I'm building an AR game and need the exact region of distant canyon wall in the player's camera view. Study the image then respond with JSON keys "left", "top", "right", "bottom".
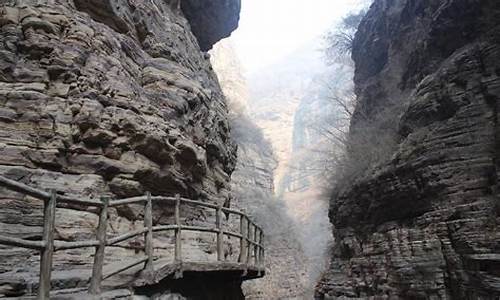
{"left": 211, "top": 40, "right": 310, "bottom": 299}
{"left": 245, "top": 39, "right": 339, "bottom": 291}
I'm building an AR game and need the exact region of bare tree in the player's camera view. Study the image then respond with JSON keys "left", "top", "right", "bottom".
{"left": 324, "top": 9, "right": 367, "bottom": 65}
{"left": 302, "top": 77, "right": 400, "bottom": 192}
{"left": 285, "top": 2, "right": 401, "bottom": 194}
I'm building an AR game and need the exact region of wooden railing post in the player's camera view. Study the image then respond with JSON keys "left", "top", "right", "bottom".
{"left": 253, "top": 227, "right": 258, "bottom": 266}
{"left": 174, "top": 194, "right": 182, "bottom": 263}
{"left": 260, "top": 231, "right": 264, "bottom": 268}
{"left": 246, "top": 222, "right": 252, "bottom": 264}
{"left": 238, "top": 215, "right": 247, "bottom": 263}
{"left": 255, "top": 228, "right": 261, "bottom": 276}
{"left": 89, "top": 196, "right": 109, "bottom": 295}
{"left": 38, "top": 190, "right": 56, "bottom": 300}
{"left": 215, "top": 204, "right": 224, "bottom": 261}
{"left": 144, "top": 192, "right": 154, "bottom": 279}
{"left": 174, "top": 194, "right": 183, "bottom": 279}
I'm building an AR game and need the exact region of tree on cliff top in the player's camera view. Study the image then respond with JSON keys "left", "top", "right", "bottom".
{"left": 319, "top": 3, "right": 399, "bottom": 191}
{"left": 324, "top": 9, "right": 367, "bottom": 65}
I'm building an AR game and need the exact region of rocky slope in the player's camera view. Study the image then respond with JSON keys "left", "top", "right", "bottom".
{"left": 316, "top": 0, "right": 500, "bottom": 299}
{"left": 211, "top": 40, "right": 310, "bottom": 299}
{"left": 0, "top": 0, "right": 241, "bottom": 297}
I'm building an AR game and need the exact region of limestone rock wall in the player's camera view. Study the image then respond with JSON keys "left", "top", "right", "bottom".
{"left": 0, "top": 0, "right": 239, "bottom": 297}
{"left": 316, "top": 0, "right": 500, "bottom": 299}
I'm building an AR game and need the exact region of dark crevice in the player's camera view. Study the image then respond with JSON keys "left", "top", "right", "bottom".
{"left": 74, "top": 0, "right": 132, "bottom": 35}
{"left": 134, "top": 272, "right": 244, "bottom": 300}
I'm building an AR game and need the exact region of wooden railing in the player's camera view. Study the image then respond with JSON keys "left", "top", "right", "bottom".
{"left": 0, "top": 175, "right": 265, "bottom": 299}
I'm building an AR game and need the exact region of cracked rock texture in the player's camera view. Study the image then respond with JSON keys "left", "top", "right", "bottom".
{"left": 0, "top": 0, "right": 239, "bottom": 297}
{"left": 316, "top": 0, "right": 500, "bottom": 299}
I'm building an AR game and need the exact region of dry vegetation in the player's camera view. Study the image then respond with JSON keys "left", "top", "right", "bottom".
{"left": 315, "top": 6, "right": 400, "bottom": 194}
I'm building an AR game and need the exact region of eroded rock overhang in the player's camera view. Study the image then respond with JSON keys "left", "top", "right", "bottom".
{"left": 73, "top": 0, "right": 241, "bottom": 51}
{"left": 181, "top": 0, "right": 241, "bottom": 51}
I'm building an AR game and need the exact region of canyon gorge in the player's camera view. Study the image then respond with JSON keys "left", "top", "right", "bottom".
{"left": 0, "top": 0, "right": 499, "bottom": 299}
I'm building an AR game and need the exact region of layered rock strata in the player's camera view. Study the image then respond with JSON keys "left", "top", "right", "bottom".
{"left": 0, "top": 0, "right": 239, "bottom": 297}
{"left": 317, "top": 0, "right": 500, "bottom": 299}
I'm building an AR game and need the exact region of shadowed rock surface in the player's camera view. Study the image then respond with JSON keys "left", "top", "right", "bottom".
{"left": 182, "top": 0, "right": 241, "bottom": 52}
{"left": 0, "top": 0, "right": 241, "bottom": 298}
{"left": 316, "top": 0, "right": 500, "bottom": 299}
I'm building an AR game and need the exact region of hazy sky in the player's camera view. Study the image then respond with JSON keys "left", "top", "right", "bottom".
{"left": 229, "top": 0, "right": 366, "bottom": 73}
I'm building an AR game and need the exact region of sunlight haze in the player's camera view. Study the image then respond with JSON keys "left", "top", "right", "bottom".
{"left": 230, "top": 0, "right": 366, "bottom": 73}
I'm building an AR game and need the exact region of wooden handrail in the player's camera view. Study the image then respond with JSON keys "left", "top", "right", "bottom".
{"left": 0, "top": 175, "right": 262, "bottom": 229}
{"left": 152, "top": 225, "right": 178, "bottom": 232}
{"left": 0, "top": 175, "right": 103, "bottom": 209}
{"left": 177, "top": 197, "right": 218, "bottom": 210}
{"left": 55, "top": 240, "right": 100, "bottom": 251}
{"left": 107, "top": 228, "right": 149, "bottom": 246}
{"left": 108, "top": 196, "right": 149, "bottom": 207}
{"left": 182, "top": 225, "right": 218, "bottom": 234}
{"left": 0, "top": 175, "right": 266, "bottom": 298}
{"left": 0, "top": 235, "right": 45, "bottom": 250}
{"left": 103, "top": 256, "right": 148, "bottom": 280}
{"left": 109, "top": 195, "right": 264, "bottom": 233}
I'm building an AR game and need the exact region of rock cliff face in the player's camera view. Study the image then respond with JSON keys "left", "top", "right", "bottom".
{"left": 211, "top": 40, "right": 310, "bottom": 299}
{"left": 317, "top": 0, "right": 500, "bottom": 299}
{"left": 182, "top": 0, "right": 241, "bottom": 52}
{"left": 316, "top": 0, "right": 500, "bottom": 299}
{"left": 0, "top": 0, "right": 239, "bottom": 297}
